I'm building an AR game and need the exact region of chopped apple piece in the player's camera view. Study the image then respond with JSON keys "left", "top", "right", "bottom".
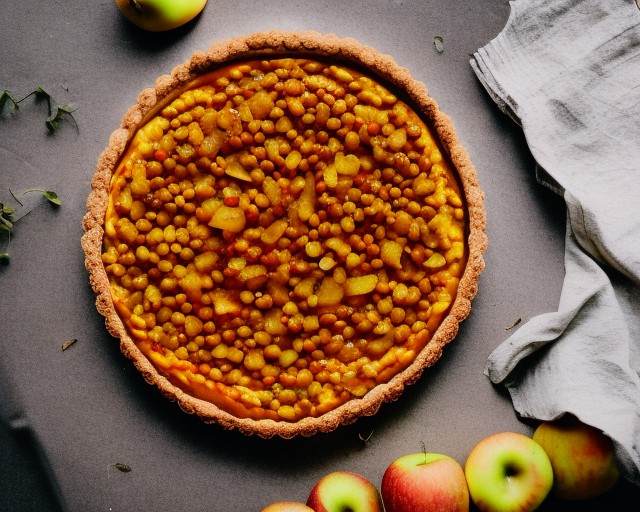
{"left": 261, "top": 219, "right": 288, "bottom": 244}
{"left": 325, "top": 237, "right": 352, "bottom": 258}
{"left": 412, "top": 173, "right": 436, "bottom": 197}
{"left": 424, "top": 253, "right": 446, "bottom": 268}
{"left": 323, "top": 163, "right": 338, "bottom": 189}
{"left": 194, "top": 252, "right": 218, "bottom": 273}
{"left": 344, "top": 274, "right": 378, "bottom": 296}
{"left": 114, "top": 186, "right": 133, "bottom": 214}
{"left": 208, "top": 205, "right": 246, "bottom": 232}
{"left": 264, "top": 308, "right": 287, "bottom": 336}
{"left": 179, "top": 271, "right": 203, "bottom": 302}
{"left": 335, "top": 152, "right": 360, "bottom": 176}
{"left": 236, "top": 102, "right": 253, "bottom": 123}
{"left": 130, "top": 162, "right": 150, "bottom": 198}
{"left": 319, "top": 256, "right": 337, "bottom": 271}
{"left": 294, "top": 277, "right": 317, "bottom": 299}
{"left": 225, "top": 155, "right": 253, "bottom": 182}
{"left": 317, "top": 277, "right": 344, "bottom": 306}
{"left": 238, "top": 265, "right": 268, "bottom": 282}
{"left": 198, "top": 132, "right": 223, "bottom": 159}
{"left": 298, "top": 171, "right": 316, "bottom": 221}
{"left": 262, "top": 175, "right": 282, "bottom": 204}
{"left": 379, "top": 239, "right": 403, "bottom": 269}
{"left": 211, "top": 291, "right": 241, "bottom": 316}
{"left": 246, "top": 90, "right": 274, "bottom": 120}
{"left": 267, "top": 281, "right": 290, "bottom": 306}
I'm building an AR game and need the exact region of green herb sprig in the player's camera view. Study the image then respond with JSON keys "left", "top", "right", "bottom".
{"left": 0, "top": 189, "right": 62, "bottom": 264}
{"left": 0, "top": 87, "right": 77, "bottom": 133}
{"left": 19, "top": 188, "right": 62, "bottom": 206}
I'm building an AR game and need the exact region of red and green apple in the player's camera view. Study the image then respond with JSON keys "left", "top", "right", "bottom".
{"left": 306, "top": 471, "right": 384, "bottom": 512}
{"left": 532, "top": 415, "right": 619, "bottom": 500}
{"left": 381, "top": 452, "right": 469, "bottom": 512}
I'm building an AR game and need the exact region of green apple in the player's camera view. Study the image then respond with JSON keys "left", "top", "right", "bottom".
{"left": 115, "top": 0, "right": 207, "bottom": 32}
{"left": 306, "top": 471, "right": 384, "bottom": 512}
{"left": 381, "top": 452, "right": 469, "bottom": 512}
{"left": 532, "top": 415, "right": 619, "bottom": 500}
{"left": 464, "top": 432, "right": 553, "bottom": 512}
{"left": 261, "top": 502, "right": 315, "bottom": 512}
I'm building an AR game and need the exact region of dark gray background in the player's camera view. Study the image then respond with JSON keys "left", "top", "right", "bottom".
{"left": 1, "top": 1, "right": 637, "bottom": 510}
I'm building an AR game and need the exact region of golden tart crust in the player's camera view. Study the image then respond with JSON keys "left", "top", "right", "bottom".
{"left": 82, "top": 31, "right": 487, "bottom": 438}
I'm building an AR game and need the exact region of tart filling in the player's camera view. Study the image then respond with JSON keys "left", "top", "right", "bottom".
{"left": 83, "top": 32, "right": 486, "bottom": 437}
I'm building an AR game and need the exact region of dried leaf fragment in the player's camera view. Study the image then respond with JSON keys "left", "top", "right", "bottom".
{"left": 434, "top": 35, "right": 445, "bottom": 53}
{"left": 506, "top": 318, "right": 522, "bottom": 330}
{"left": 112, "top": 463, "right": 131, "bottom": 473}
{"left": 61, "top": 338, "right": 77, "bottom": 351}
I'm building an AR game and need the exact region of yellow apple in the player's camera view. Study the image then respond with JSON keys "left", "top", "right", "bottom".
{"left": 115, "top": 0, "right": 207, "bottom": 32}
{"left": 532, "top": 416, "right": 619, "bottom": 500}
{"left": 464, "top": 432, "right": 553, "bottom": 512}
{"left": 261, "top": 502, "right": 314, "bottom": 512}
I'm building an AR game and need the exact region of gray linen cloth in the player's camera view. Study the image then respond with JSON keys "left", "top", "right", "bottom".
{"left": 470, "top": 0, "right": 640, "bottom": 483}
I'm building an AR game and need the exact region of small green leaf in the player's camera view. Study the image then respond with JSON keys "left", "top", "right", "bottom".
{"left": 0, "top": 218, "right": 13, "bottom": 231}
{"left": 46, "top": 118, "right": 59, "bottom": 133}
{"left": 58, "top": 104, "right": 76, "bottom": 114}
{"left": 0, "top": 90, "right": 20, "bottom": 114}
{"left": 42, "top": 190, "right": 62, "bottom": 206}
{"left": 33, "top": 86, "right": 50, "bottom": 99}
{"left": 434, "top": 35, "right": 445, "bottom": 53}
{"left": 0, "top": 253, "right": 10, "bottom": 265}
{"left": 0, "top": 204, "right": 14, "bottom": 230}
{"left": 47, "top": 104, "right": 78, "bottom": 133}
{"left": 1, "top": 203, "right": 16, "bottom": 215}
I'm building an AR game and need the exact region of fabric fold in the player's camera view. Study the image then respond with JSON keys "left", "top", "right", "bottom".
{"left": 471, "top": 0, "right": 640, "bottom": 483}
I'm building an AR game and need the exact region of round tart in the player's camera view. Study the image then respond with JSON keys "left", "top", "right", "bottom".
{"left": 82, "top": 31, "right": 486, "bottom": 438}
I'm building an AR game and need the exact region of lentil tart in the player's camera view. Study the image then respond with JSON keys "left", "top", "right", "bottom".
{"left": 82, "top": 31, "right": 487, "bottom": 438}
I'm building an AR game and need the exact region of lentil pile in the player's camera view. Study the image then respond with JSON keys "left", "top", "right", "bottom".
{"left": 102, "top": 58, "right": 468, "bottom": 422}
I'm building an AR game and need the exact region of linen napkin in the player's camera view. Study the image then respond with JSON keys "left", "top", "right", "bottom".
{"left": 470, "top": 0, "right": 640, "bottom": 484}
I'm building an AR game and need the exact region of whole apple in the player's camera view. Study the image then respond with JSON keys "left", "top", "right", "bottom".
{"left": 532, "top": 415, "right": 619, "bottom": 500}
{"left": 261, "top": 502, "right": 315, "bottom": 512}
{"left": 115, "top": 0, "right": 207, "bottom": 32}
{"left": 464, "top": 432, "right": 553, "bottom": 512}
{"left": 381, "top": 452, "right": 469, "bottom": 512}
{"left": 306, "top": 471, "right": 384, "bottom": 512}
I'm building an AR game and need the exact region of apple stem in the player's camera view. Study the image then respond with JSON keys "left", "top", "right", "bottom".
{"left": 504, "top": 463, "right": 519, "bottom": 478}
{"left": 129, "top": 0, "right": 143, "bottom": 15}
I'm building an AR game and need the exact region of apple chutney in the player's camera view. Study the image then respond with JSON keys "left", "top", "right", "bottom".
{"left": 83, "top": 32, "right": 486, "bottom": 438}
